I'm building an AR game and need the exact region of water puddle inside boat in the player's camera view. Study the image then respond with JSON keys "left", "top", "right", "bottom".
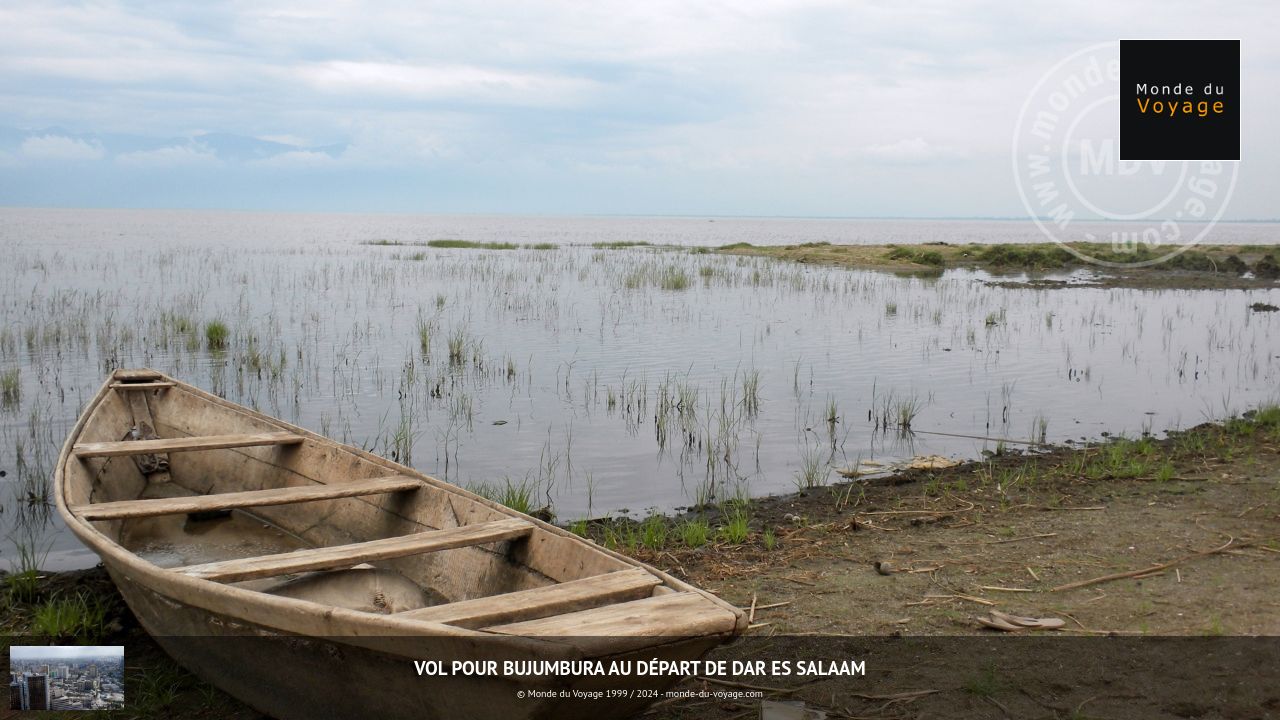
{"left": 2, "top": 210, "right": 1277, "bottom": 568}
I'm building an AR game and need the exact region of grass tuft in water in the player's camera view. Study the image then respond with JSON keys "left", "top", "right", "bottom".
{"left": 204, "top": 320, "right": 230, "bottom": 349}
{"left": 1, "top": 367, "right": 19, "bottom": 408}
{"left": 470, "top": 477, "right": 537, "bottom": 515}
{"left": 426, "top": 239, "right": 519, "bottom": 250}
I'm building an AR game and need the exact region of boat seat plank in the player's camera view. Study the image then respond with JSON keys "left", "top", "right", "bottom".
{"left": 482, "top": 592, "right": 738, "bottom": 638}
{"left": 72, "top": 475, "right": 424, "bottom": 520}
{"left": 114, "top": 369, "right": 163, "bottom": 381}
{"left": 398, "top": 568, "right": 661, "bottom": 628}
{"left": 176, "top": 518, "right": 534, "bottom": 583}
{"left": 110, "top": 381, "right": 176, "bottom": 389}
{"left": 73, "top": 431, "right": 303, "bottom": 458}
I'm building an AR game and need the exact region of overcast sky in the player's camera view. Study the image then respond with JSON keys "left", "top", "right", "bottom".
{"left": 0, "top": 1, "right": 1276, "bottom": 217}
{"left": 11, "top": 645, "right": 123, "bottom": 661}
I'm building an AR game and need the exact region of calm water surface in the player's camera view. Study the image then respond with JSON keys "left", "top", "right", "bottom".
{"left": 1, "top": 209, "right": 1277, "bottom": 569}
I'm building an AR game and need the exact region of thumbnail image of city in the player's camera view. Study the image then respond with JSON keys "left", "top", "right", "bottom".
{"left": 7, "top": 646, "right": 125, "bottom": 711}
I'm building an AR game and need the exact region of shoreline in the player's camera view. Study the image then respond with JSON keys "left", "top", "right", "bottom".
{"left": 3, "top": 405, "right": 1277, "bottom": 717}
{"left": 713, "top": 240, "right": 1280, "bottom": 290}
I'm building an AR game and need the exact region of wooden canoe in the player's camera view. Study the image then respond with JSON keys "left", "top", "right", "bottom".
{"left": 55, "top": 369, "right": 745, "bottom": 720}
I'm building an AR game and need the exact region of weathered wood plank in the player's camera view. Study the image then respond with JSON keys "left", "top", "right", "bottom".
{"left": 72, "top": 475, "right": 424, "bottom": 520}
{"left": 483, "top": 592, "right": 738, "bottom": 639}
{"left": 176, "top": 518, "right": 534, "bottom": 583}
{"left": 73, "top": 432, "right": 303, "bottom": 458}
{"left": 398, "top": 568, "right": 661, "bottom": 628}
{"left": 114, "top": 369, "right": 163, "bottom": 382}
{"left": 110, "top": 381, "right": 177, "bottom": 389}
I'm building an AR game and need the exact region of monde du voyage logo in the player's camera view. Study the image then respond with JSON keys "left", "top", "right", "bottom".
{"left": 1013, "top": 40, "right": 1240, "bottom": 268}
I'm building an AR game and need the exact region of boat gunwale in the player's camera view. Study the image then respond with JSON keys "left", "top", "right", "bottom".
{"left": 54, "top": 369, "right": 746, "bottom": 651}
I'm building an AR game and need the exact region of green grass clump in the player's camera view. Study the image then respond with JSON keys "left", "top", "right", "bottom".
{"left": 591, "top": 240, "right": 653, "bottom": 249}
{"left": 978, "top": 244, "right": 1073, "bottom": 269}
{"left": 6, "top": 569, "right": 40, "bottom": 604}
{"left": 204, "top": 320, "right": 230, "bottom": 349}
{"left": 31, "top": 592, "right": 111, "bottom": 643}
{"left": 426, "top": 239, "right": 519, "bottom": 250}
{"left": 639, "top": 515, "right": 669, "bottom": 551}
{"left": 1, "top": 367, "right": 19, "bottom": 407}
{"left": 1084, "top": 436, "right": 1157, "bottom": 480}
{"left": 469, "top": 478, "right": 536, "bottom": 515}
{"left": 885, "top": 246, "right": 945, "bottom": 267}
{"left": 677, "top": 518, "right": 710, "bottom": 548}
{"left": 1225, "top": 404, "right": 1280, "bottom": 437}
{"left": 526, "top": 243, "right": 558, "bottom": 250}
{"left": 718, "top": 242, "right": 754, "bottom": 250}
{"left": 660, "top": 267, "right": 691, "bottom": 291}
{"left": 718, "top": 502, "right": 750, "bottom": 544}
{"left": 794, "top": 445, "right": 829, "bottom": 489}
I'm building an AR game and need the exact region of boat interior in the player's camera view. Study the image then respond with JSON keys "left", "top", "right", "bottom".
{"left": 63, "top": 370, "right": 740, "bottom": 640}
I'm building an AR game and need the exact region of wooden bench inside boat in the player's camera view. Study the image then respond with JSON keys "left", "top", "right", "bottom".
{"left": 71, "top": 475, "right": 425, "bottom": 520}
{"left": 174, "top": 518, "right": 536, "bottom": 583}
{"left": 396, "top": 567, "right": 663, "bottom": 628}
{"left": 73, "top": 431, "right": 305, "bottom": 458}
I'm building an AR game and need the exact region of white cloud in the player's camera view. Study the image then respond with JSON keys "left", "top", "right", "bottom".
{"left": 860, "top": 138, "right": 967, "bottom": 164}
{"left": 292, "top": 61, "right": 599, "bottom": 107}
{"left": 115, "top": 144, "right": 220, "bottom": 167}
{"left": 248, "top": 150, "right": 335, "bottom": 168}
{"left": 20, "top": 134, "right": 104, "bottom": 160}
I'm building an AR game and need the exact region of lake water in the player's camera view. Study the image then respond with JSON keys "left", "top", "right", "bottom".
{"left": 2, "top": 208, "right": 1278, "bottom": 569}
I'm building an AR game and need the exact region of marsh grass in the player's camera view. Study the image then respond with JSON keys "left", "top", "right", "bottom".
{"left": 426, "top": 239, "right": 519, "bottom": 250}
{"left": 591, "top": 241, "right": 652, "bottom": 249}
{"left": 470, "top": 477, "right": 537, "bottom": 515}
{"left": 5, "top": 530, "right": 52, "bottom": 603}
{"left": 204, "top": 320, "right": 229, "bottom": 349}
{"left": 659, "top": 266, "right": 691, "bottom": 290}
{"left": 794, "top": 441, "right": 829, "bottom": 490}
{"left": 0, "top": 367, "right": 18, "bottom": 408}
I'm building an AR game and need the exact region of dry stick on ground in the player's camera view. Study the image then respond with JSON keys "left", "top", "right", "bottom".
{"left": 953, "top": 532, "right": 1057, "bottom": 546}
{"left": 1051, "top": 537, "right": 1246, "bottom": 592}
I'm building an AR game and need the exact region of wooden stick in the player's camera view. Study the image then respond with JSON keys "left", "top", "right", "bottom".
{"left": 1051, "top": 538, "right": 1239, "bottom": 592}
{"left": 980, "top": 586, "right": 1035, "bottom": 593}
{"left": 955, "top": 532, "right": 1057, "bottom": 546}
{"left": 924, "top": 593, "right": 995, "bottom": 606}
{"left": 912, "top": 429, "right": 1044, "bottom": 446}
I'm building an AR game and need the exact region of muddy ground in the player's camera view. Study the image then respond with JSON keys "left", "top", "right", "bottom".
{"left": 3, "top": 413, "right": 1278, "bottom": 719}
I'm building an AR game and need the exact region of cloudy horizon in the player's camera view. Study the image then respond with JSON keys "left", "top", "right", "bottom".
{"left": 1, "top": 2, "right": 1277, "bottom": 218}
{"left": 10, "top": 645, "right": 124, "bottom": 661}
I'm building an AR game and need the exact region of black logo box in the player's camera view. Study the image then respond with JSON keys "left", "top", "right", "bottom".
{"left": 1120, "top": 39, "right": 1239, "bottom": 161}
